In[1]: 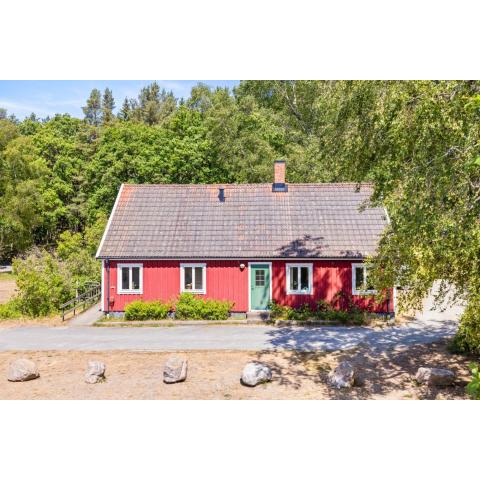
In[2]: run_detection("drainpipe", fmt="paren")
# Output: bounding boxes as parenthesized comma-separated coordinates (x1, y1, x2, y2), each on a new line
(106, 259, 110, 316)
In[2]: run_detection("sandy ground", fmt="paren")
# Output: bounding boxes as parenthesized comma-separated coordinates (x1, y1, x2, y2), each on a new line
(0, 274, 16, 304)
(0, 342, 473, 399)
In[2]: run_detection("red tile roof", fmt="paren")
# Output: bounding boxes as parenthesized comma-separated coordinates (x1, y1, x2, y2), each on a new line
(96, 183, 388, 259)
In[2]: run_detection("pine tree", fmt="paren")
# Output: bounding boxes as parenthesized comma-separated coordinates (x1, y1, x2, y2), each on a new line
(82, 89, 102, 126)
(118, 97, 131, 121)
(102, 88, 115, 124)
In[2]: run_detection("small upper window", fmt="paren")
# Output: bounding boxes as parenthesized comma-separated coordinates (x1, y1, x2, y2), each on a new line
(180, 263, 206, 294)
(352, 263, 376, 295)
(118, 264, 143, 294)
(286, 263, 313, 295)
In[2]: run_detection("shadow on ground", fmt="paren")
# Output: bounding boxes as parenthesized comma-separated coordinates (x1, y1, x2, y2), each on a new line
(254, 340, 474, 399)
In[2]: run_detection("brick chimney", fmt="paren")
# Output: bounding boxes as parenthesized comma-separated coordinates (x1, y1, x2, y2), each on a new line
(272, 160, 288, 192)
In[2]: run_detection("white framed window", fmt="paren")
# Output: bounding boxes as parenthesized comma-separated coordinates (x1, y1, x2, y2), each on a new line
(180, 263, 206, 294)
(351, 263, 377, 295)
(286, 263, 313, 295)
(117, 263, 143, 294)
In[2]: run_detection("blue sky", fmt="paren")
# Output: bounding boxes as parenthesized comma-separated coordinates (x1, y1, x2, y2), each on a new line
(0, 80, 240, 119)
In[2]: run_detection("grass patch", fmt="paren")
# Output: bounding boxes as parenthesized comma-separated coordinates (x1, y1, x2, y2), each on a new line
(0, 272, 15, 282)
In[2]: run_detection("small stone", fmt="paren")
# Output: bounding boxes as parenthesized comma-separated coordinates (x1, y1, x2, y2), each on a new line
(85, 360, 106, 384)
(328, 361, 355, 388)
(241, 362, 272, 387)
(415, 367, 455, 386)
(7, 358, 40, 382)
(164, 357, 188, 384)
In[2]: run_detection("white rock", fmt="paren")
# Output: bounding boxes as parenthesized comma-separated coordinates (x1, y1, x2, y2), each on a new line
(85, 360, 106, 384)
(328, 361, 355, 388)
(241, 362, 272, 387)
(164, 357, 188, 384)
(7, 358, 40, 382)
(415, 367, 455, 386)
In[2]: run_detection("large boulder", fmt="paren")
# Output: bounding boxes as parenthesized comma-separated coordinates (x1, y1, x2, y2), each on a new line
(7, 358, 40, 382)
(85, 360, 106, 384)
(415, 367, 455, 386)
(328, 361, 355, 389)
(163, 357, 188, 384)
(241, 362, 272, 387)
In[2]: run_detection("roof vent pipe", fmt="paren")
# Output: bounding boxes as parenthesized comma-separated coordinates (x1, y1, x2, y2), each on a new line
(218, 187, 225, 202)
(272, 160, 288, 192)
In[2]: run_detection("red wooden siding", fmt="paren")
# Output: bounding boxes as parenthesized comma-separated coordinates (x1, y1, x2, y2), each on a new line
(104, 259, 392, 313)
(105, 260, 248, 312)
(271, 260, 389, 312)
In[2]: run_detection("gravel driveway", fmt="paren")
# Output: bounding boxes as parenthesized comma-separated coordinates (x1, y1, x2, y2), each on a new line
(0, 316, 459, 352)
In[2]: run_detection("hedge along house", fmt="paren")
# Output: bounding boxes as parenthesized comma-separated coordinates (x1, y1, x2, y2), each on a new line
(96, 161, 394, 315)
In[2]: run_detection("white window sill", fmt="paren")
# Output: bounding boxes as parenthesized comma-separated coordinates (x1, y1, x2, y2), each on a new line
(181, 290, 206, 295)
(118, 290, 143, 295)
(286, 290, 312, 295)
(352, 290, 377, 296)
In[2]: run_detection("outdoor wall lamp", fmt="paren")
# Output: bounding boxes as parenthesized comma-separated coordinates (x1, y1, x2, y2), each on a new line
(239, 263, 246, 270)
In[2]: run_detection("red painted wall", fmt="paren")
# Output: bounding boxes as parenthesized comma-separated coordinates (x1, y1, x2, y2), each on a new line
(271, 260, 390, 312)
(103, 259, 392, 313)
(104, 260, 248, 313)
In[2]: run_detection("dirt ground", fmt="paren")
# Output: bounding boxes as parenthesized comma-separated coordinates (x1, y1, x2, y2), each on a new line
(0, 342, 474, 399)
(0, 274, 16, 304)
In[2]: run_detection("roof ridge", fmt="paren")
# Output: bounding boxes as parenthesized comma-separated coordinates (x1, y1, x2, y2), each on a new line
(123, 182, 372, 188)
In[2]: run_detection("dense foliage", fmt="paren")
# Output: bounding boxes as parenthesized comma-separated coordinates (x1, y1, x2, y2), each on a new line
(1, 81, 479, 348)
(466, 363, 480, 399)
(174, 293, 233, 320)
(124, 300, 171, 320)
(123, 294, 232, 321)
(268, 299, 368, 325)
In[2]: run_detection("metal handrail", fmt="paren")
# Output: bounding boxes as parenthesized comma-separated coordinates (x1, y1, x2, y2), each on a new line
(61, 282, 101, 321)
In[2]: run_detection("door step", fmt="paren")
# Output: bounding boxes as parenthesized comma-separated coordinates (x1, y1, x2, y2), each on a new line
(246, 311, 271, 322)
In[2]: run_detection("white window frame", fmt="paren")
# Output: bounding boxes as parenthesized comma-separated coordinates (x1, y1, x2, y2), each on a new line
(180, 263, 206, 294)
(286, 263, 313, 295)
(351, 263, 377, 295)
(117, 263, 143, 294)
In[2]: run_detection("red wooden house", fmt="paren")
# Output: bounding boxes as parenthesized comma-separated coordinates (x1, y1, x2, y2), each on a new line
(96, 161, 393, 315)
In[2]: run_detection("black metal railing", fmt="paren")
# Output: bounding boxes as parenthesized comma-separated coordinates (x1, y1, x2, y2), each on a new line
(60, 282, 101, 321)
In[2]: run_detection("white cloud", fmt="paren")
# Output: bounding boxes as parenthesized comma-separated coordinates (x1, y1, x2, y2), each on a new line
(0, 98, 58, 117)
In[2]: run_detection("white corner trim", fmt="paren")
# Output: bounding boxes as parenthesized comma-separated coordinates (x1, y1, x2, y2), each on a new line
(180, 263, 207, 294)
(101, 259, 105, 312)
(96, 183, 125, 259)
(286, 263, 313, 295)
(117, 263, 143, 294)
(351, 262, 377, 296)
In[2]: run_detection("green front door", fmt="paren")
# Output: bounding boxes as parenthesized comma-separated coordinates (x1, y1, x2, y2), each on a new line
(250, 264, 271, 311)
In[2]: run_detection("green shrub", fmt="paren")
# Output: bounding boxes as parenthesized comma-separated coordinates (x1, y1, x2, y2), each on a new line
(175, 293, 232, 320)
(124, 300, 171, 320)
(466, 363, 480, 400)
(450, 301, 480, 355)
(320, 309, 350, 323)
(316, 299, 333, 313)
(268, 298, 367, 324)
(268, 300, 288, 319)
(286, 303, 313, 322)
(13, 249, 75, 317)
(0, 298, 22, 319)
